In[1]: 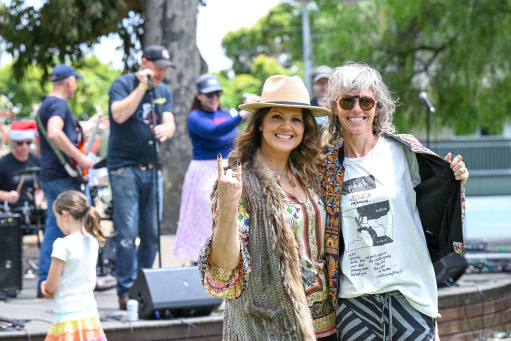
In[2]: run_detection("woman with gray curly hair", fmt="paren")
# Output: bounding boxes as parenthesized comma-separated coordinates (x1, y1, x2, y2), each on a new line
(324, 61, 396, 148)
(318, 61, 469, 340)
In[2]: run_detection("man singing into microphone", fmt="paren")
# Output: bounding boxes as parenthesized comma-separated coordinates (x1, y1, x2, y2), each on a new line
(107, 45, 176, 310)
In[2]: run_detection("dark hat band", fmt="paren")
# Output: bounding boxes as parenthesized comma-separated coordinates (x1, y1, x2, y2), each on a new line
(266, 101, 312, 106)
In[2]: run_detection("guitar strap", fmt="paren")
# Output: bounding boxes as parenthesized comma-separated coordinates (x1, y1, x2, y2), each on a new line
(36, 112, 79, 178)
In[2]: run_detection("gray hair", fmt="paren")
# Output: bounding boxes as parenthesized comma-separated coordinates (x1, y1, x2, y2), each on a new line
(325, 61, 396, 147)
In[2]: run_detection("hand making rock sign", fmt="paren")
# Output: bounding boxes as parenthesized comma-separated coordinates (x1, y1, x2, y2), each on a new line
(209, 154, 243, 270)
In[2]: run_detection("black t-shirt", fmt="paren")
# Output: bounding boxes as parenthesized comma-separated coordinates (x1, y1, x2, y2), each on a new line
(0, 153, 40, 209)
(37, 96, 80, 182)
(107, 74, 173, 170)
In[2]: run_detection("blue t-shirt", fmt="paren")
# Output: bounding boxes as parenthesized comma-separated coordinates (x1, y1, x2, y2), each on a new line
(187, 109, 242, 160)
(38, 96, 80, 182)
(107, 74, 173, 170)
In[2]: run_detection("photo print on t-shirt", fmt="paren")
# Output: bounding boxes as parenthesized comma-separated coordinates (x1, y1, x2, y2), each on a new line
(342, 175, 393, 251)
(136, 102, 159, 125)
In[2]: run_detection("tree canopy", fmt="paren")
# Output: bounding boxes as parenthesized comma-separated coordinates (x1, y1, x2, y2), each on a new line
(0, 0, 143, 81)
(221, 0, 511, 136)
(0, 56, 121, 120)
(0, 0, 207, 235)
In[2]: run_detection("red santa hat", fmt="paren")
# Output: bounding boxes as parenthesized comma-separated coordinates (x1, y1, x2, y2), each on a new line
(9, 120, 36, 141)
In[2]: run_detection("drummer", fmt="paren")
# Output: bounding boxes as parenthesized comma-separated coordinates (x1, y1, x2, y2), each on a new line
(0, 120, 41, 210)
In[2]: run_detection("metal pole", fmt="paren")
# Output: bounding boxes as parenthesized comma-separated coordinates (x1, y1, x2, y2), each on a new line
(426, 106, 430, 148)
(146, 79, 162, 268)
(302, 0, 313, 93)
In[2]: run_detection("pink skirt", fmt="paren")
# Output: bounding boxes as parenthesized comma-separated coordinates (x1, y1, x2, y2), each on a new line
(174, 159, 224, 262)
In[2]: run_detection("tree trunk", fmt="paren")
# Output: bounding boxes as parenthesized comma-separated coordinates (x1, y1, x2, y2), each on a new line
(143, 0, 207, 234)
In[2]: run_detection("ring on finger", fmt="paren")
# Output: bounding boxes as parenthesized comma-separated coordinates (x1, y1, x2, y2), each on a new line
(456, 155, 463, 162)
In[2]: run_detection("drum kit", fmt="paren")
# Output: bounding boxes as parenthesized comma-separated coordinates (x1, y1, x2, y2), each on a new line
(1, 167, 46, 238)
(0, 161, 112, 236)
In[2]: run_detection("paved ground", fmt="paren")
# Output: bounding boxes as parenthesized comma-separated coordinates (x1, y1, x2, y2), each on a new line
(2, 225, 510, 340)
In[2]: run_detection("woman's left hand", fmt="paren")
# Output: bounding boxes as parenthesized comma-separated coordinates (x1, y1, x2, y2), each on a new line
(444, 153, 469, 186)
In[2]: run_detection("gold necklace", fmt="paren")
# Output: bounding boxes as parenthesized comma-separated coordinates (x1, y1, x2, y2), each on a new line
(286, 169, 296, 188)
(271, 168, 296, 188)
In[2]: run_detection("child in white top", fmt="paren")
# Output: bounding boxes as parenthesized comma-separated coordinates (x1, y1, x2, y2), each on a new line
(41, 190, 107, 341)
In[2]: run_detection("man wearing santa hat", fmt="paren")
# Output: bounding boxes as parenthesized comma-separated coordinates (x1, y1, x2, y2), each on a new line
(0, 120, 40, 210)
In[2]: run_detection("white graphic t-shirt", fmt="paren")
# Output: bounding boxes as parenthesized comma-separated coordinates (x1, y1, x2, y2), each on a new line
(339, 136, 439, 318)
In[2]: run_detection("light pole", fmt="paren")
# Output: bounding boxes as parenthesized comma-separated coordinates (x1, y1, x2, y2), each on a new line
(301, 0, 313, 93)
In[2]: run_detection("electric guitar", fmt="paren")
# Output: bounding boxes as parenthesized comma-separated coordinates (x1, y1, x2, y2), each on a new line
(68, 105, 104, 184)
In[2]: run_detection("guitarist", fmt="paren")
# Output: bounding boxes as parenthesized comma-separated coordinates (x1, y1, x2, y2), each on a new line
(36, 64, 94, 298)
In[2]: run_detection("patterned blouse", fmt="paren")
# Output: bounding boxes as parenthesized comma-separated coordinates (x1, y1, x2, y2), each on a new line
(203, 171, 336, 338)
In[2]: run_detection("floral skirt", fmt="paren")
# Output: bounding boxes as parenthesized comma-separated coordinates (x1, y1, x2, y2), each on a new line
(45, 313, 107, 341)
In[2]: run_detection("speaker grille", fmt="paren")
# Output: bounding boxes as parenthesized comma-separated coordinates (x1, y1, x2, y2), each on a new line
(0, 214, 22, 294)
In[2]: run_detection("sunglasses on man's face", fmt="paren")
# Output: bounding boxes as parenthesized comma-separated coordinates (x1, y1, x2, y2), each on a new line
(338, 95, 376, 111)
(15, 140, 33, 146)
(205, 91, 222, 99)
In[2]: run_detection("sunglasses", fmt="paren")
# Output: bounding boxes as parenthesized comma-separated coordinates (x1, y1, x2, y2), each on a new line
(205, 91, 222, 99)
(15, 140, 33, 146)
(338, 95, 376, 111)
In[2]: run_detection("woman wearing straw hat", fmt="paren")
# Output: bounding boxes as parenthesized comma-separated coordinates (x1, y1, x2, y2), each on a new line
(198, 75, 336, 340)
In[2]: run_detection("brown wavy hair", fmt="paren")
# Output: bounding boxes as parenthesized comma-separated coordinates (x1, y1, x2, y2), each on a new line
(228, 107, 322, 185)
(53, 190, 106, 246)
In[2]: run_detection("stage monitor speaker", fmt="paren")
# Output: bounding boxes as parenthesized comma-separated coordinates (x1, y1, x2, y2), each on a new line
(128, 266, 223, 319)
(433, 252, 468, 287)
(0, 213, 22, 297)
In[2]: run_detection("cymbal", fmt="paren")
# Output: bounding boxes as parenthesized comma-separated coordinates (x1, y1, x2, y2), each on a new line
(14, 167, 40, 175)
(93, 158, 107, 169)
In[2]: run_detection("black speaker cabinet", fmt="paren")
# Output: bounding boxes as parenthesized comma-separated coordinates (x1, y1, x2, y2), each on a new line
(433, 252, 468, 287)
(128, 266, 223, 319)
(0, 213, 22, 296)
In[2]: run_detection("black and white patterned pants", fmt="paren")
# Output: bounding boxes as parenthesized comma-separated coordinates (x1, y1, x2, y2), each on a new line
(336, 291, 435, 341)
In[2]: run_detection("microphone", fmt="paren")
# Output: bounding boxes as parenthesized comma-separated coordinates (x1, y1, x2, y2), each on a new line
(147, 74, 152, 89)
(419, 92, 436, 113)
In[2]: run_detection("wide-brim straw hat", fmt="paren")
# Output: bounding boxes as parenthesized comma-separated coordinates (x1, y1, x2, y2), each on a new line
(239, 75, 331, 117)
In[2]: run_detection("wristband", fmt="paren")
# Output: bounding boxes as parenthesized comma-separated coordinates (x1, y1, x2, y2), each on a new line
(138, 83, 149, 90)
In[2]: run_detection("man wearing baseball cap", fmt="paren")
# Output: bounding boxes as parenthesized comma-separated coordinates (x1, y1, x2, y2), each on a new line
(107, 44, 176, 310)
(310, 65, 334, 146)
(310, 65, 333, 108)
(0, 120, 40, 210)
(37, 63, 94, 297)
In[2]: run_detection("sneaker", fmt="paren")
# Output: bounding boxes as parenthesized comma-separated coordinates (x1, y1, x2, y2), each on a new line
(119, 294, 129, 310)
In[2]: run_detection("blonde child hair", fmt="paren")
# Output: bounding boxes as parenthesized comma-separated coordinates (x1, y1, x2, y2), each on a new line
(53, 190, 106, 246)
